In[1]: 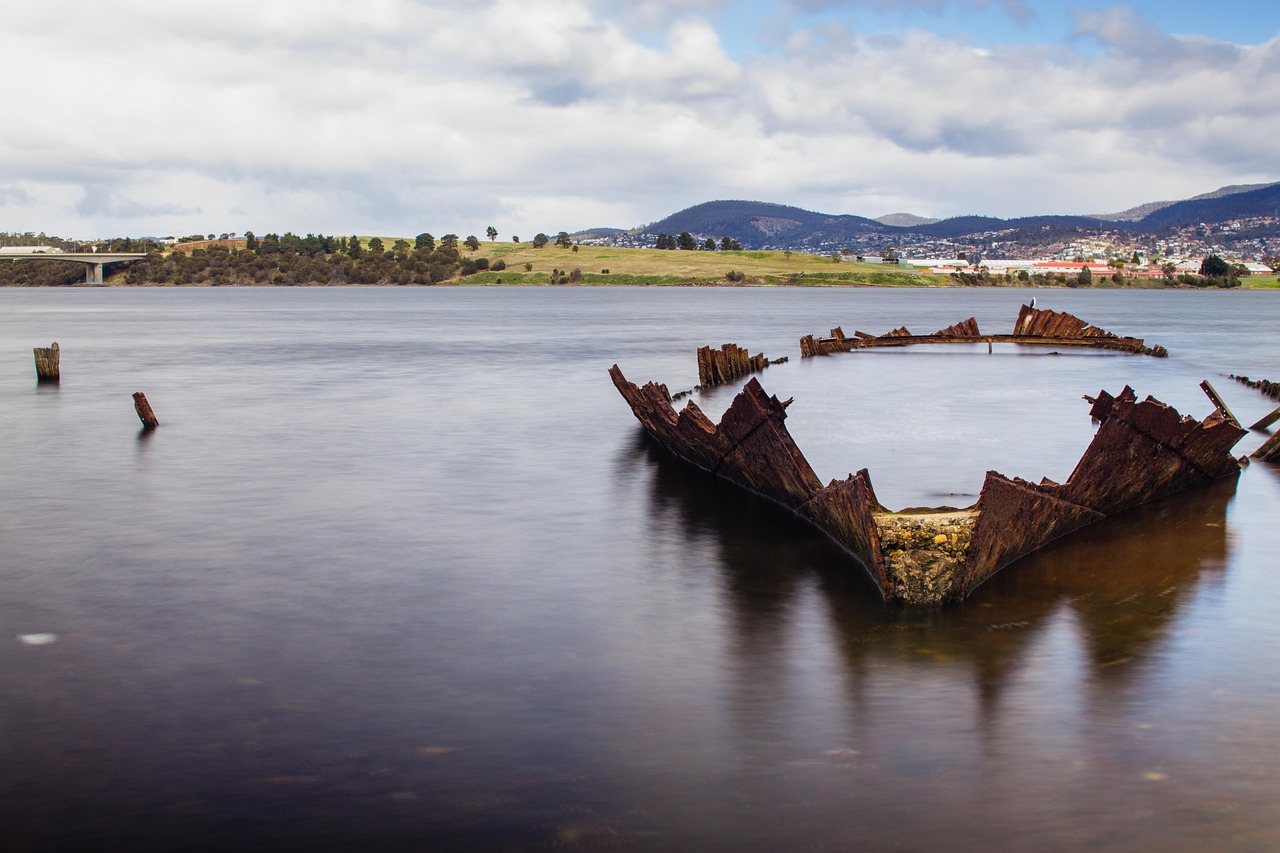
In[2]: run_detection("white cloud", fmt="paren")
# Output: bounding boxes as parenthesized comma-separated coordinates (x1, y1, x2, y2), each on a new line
(784, 0, 1031, 23)
(0, 0, 1276, 239)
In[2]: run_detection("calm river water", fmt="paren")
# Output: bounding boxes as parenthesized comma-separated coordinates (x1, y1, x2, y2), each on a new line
(1, 285, 1278, 851)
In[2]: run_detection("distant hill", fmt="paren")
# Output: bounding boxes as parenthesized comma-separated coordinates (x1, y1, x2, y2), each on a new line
(640, 200, 884, 248)
(1094, 182, 1278, 222)
(876, 213, 939, 227)
(1092, 199, 1177, 222)
(1135, 182, 1280, 229)
(571, 227, 625, 240)
(591, 181, 1280, 253)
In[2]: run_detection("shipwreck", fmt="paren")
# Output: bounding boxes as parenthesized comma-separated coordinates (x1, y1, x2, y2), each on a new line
(609, 308, 1245, 605)
(800, 304, 1169, 358)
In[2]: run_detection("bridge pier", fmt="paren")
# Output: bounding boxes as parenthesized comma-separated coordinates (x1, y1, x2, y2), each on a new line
(0, 251, 144, 284)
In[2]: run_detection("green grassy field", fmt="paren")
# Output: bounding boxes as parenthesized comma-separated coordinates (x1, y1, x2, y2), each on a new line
(1242, 273, 1280, 289)
(421, 240, 937, 286)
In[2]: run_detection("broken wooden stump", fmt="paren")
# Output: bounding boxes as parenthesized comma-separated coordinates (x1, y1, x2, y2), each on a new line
(133, 392, 158, 429)
(610, 365, 1244, 604)
(33, 342, 59, 382)
(800, 306, 1167, 358)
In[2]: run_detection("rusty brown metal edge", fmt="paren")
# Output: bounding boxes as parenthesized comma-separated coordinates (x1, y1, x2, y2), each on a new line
(801, 306, 1168, 358)
(609, 365, 1244, 604)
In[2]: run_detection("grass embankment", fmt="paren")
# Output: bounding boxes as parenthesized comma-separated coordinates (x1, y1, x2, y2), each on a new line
(442, 242, 934, 286)
(1241, 274, 1280, 289)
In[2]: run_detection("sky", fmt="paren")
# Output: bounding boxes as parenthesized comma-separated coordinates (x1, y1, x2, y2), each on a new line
(1, 0, 1278, 240)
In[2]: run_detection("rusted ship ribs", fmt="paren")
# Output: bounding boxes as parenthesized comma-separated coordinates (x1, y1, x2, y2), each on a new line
(800, 306, 1168, 358)
(609, 366, 1244, 604)
(1229, 374, 1280, 402)
(1227, 374, 1280, 460)
(697, 343, 785, 389)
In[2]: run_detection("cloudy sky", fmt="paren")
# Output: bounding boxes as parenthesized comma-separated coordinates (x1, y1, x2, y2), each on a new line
(2, 0, 1278, 240)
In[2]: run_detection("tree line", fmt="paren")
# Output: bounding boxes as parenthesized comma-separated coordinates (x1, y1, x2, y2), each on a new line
(653, 232, 742, 251)
(0, 230, 512, 287)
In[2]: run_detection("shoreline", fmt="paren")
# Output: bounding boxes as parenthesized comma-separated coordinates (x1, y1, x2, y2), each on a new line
(3, 277, 1278, 291)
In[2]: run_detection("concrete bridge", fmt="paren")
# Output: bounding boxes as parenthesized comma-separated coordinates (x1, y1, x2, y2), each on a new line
(0, 251, 148, 284)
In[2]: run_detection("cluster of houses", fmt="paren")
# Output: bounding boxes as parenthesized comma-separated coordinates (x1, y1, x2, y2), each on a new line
(856, 255, 1272, 278)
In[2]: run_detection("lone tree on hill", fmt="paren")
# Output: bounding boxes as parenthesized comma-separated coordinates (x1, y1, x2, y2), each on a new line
(486, 226, 498, 242)
(415, 233, 435, 252)
(464, 235, 481, 251)
(533, 233, 549, 248)
(555, 231, 572, 248)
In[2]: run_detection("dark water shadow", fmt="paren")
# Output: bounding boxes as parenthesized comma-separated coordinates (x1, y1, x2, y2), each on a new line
(623, 429, 1238, 709)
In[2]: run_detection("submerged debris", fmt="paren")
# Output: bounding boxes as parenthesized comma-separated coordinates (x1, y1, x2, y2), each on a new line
(609, 367, 1244, 605)
(1226, 373, 1280, 455)
(1229, 374, 1280, 401)
(1255, 432, 1280, 463)
(800, 305, 1168, 358)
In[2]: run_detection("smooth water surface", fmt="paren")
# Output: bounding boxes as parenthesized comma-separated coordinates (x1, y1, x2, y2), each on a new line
(1, 286, 1278, 851)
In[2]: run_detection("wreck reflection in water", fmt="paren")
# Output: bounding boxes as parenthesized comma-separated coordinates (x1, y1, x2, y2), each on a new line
(634, 431, 1236, 687)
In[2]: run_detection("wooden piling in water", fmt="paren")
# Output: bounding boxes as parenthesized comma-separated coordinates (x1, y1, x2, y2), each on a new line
(133, 392, 158, 429)
(33, 342, 59, 382)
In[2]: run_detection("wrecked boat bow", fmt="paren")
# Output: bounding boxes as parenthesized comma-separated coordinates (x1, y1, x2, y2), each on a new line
(609, 367, 1245, 605)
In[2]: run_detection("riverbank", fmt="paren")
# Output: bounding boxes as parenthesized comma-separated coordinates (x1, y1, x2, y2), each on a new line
(3, 238, 1276, 288)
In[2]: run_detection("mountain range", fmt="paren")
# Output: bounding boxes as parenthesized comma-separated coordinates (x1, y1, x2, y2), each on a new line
(587, 182, 1280, 256)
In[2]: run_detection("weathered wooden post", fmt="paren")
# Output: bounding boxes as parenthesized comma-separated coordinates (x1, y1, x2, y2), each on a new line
(133, 392, 159, 429)
(33, 342, 59, 382)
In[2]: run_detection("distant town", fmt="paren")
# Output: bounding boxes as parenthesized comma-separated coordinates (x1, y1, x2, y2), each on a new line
(587, 217, 1279, 284)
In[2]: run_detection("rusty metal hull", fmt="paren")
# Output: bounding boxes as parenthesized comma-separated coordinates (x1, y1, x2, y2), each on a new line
(609, 368, 1244, 604)
(801, 306, 1168, 358)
